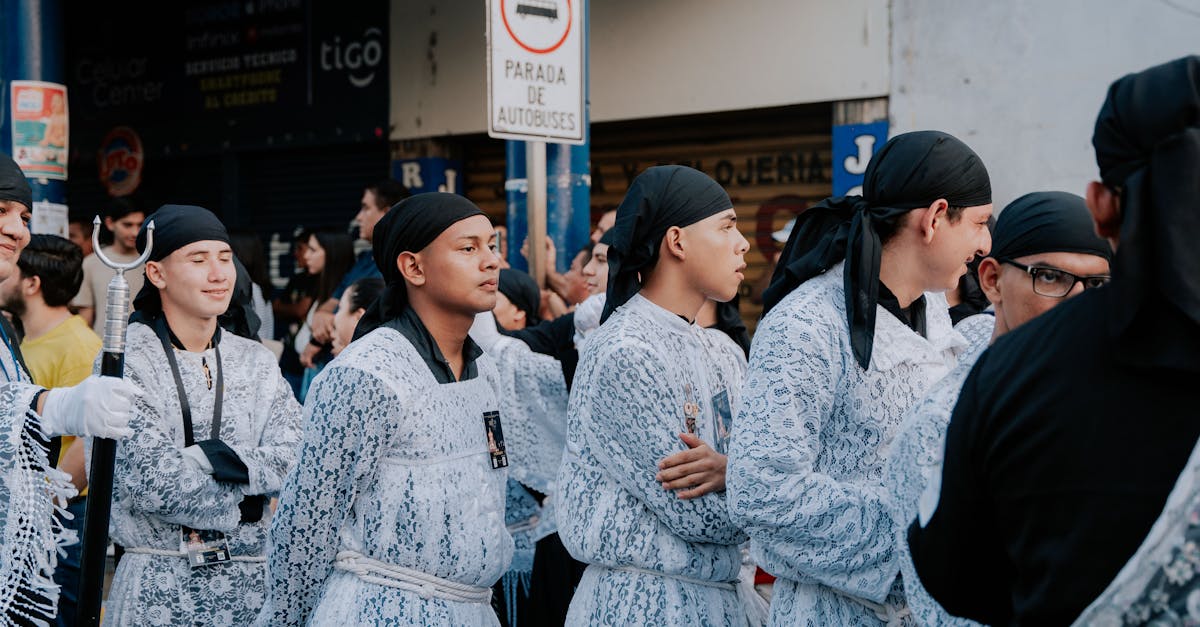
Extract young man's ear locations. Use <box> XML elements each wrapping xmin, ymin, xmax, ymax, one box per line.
<box><xmin>1085</xmin><ymin>181</ymin><xmax>1122</xmax><ymax>244</ymax></box>
<box><xmin>145</xmin><ymin>260</ymin><xmax>167</xmax><ymax>289</ymax></box>
<box><xmin>914</xmin><ymin>199</ymin><xmax>950</xmax><ymax>244</ymax></box>
<box><xmin>23</xmin><ymin>274</ymin><xmax>40</xmax><ymax>297</ymax></box>
<box><xmin>661</xmin><ymin>226</ymin><xmax>687</xmax><ymax>261</ymax></box>
<box><xmin>977</xmin><ymin>257</ymin><xmax>1003</xmax><ymax>305</ymax></box>
<box><xmin>397</xmin><ymin>251</ymin><xmax>426</xmax><ymax>287</ymax></box>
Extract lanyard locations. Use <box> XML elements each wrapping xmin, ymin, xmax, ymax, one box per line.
<box><xmin>0</xmin><ymin>319</ymin><xmax>22</xmax><ymax>383</ymax></box>
<box><xmin>154</xmin><ymin>317</ymin><xmax>223</xmax><ymax>447</ymax></box>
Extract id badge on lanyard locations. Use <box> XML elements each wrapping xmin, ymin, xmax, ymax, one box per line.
<box><xmin>156</xmin><ymin>317</ymin><xmax>231</xmax><ymax>568</ymax></box>
<box><xmin>484</xmin><ymin>410</ymin><xmax>508</xmax><ymax>469</ymax></box>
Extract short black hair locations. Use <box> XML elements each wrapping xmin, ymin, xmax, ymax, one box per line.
<box><xmin>365</xmin><ymin>179</ymin><xmax>410</xmax><ymax>211</ymax></box>
<box><xmin>102</xmin><ymin>196</ymin><xmax>145</xmax><ymax>222</ymax></box>
<box><xmin>346</xmin><ymin>277</ymin><xmax>385</xmax><ymax>312</ymax></box>
<box><xmin>17</xmin><ymin>234</ymin><xmax>84</xmax><ymax>307</ymax></box>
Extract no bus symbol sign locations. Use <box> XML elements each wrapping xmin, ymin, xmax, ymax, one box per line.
<box><xmin>487</xmin><ymin>0</ymin><xmax>585</xmax><ymax>144</ymax></box>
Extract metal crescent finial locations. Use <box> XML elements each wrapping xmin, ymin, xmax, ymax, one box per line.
<box><xmin>93</xmin><ymin>216</ymin><xmax>155</xmax><ymax>272</ymax></box>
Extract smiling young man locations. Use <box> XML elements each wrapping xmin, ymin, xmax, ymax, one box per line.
<box><xmin>72</xmin><ymin>196</ymin><xmax>145</xmax><ymax>334</ymax></box>
<box><xmin>885</xmin><ymin>191</ymin><xmax>1111</xmax><ymax>627</ymax></box>
<box><xmin>0</xmin><ymin>154</ymin><xmax>137</xmax><ymax>626</ymax></box>
<box><xmin>727</xmin><ymin>131</ymin><xmax>993</xmax><ymax>624</ymax></box>
<box><xmin>555</xmin><ymin>165</ymin><xmax>751</xmax><ymax>625</ymax></box>
<box><xmin>104</xmin><ymin>205</ymin><xmax>302</xmax><ymax>626</ymax></box>
<box><xmin>259</xmin><ymin>193</ymin><xmax>513</xmax><ymax>626</ymax></box>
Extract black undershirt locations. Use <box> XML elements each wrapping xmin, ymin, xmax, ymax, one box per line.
<box><xmin>386</xmin><ymin>307</ymin><xmax>483</xmax><ymax>384</ymax></box>
<box><xmin>877</xmin><ymin>281</ymin><xmax>928</xmax><ymax>338</ymax></box>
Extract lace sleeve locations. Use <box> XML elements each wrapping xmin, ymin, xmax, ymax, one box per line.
<box><xmin>727</xmin><ymin>308</ymin><xmax>898</xmax><ymax>602</ymax></box>
<box><xmin>114</xmin><ymin>349</ymin><xmax>243</xmax><ymax>531</ymax></box>
<box><xmin>577</xmin><ymin>342</ymin><xmax>744</xmax><ymax>545</ymax></box>
<box><xmin>259</xmin><ymin>365</ymin><xmax>394</xmax><ymax>626</ymax></box>
<box><xmin>906</xmin><ymin>354</ymin><xmax>1012</xmax><ymax>623</ymax></box>
<box><xmin>229</xmin><ymin>365</ymin><xmax>304</xmax><ymax>497</ymax></box>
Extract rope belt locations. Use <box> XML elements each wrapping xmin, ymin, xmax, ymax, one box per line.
<box><xmin>123</xmin><ymin>547</ymin><xmax>266</xmax><ymax>563</ymax></box>
<box><xmin>594</xmin><ymin>564</ymin><xmax>738</xmax><ymax>592</ymax></box>
<box><xmin>334</xmin><ymin>550</ymin><xmax>492</xmax><ymax>604</ymax></box>
<box><xmin>833</xmin><ymin>589</ymin><xmax>913</xmax><ymax>626</ymax></box>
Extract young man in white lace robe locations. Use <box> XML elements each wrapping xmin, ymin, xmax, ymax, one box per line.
<box><xmin>258</xmin><ymin>193</ymin><xmax>512</xmax><ymax>626</ymax></box>
<box><xmin>0</xmin><ymin>153</ymin><xmax>138</xmax><ymax>625</ymax></box>
<box><xmin>727</xmin><ymin>131</ymin><xmax>993</xmax><ymax>625</ymax></box>
<box><xmin>103</xmin><ymin>205</ymin><xmax>302</xmax><ymax>625</ymax></box>
<box><xmin>557</xmin><ymin>165</ymin><xmax>752</xmax><ymax>625</ymax></box>
<box><xmin>885</xmin><ymin>191</ymin><xmax>1111</xmax><ymax>626</ymax></box>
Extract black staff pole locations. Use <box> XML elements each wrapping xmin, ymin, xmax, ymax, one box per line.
<box><xmin>75</xmin><ymin>216</ymin><xmax>154</xmax><ymax>626</ymax></box>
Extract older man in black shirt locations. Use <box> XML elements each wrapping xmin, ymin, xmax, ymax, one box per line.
<box><xmin>909</xmin><ymin>55</ymin><xmax>1200</xmax><ymax>626</ymax></box>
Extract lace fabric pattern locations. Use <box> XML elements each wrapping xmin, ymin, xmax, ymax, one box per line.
<box><xmin>727</xmin><ymin>262</ymin><xmax>966</xmax><ymax>625</ymax></box>
<box><xmin>884</xmin><ymin>338</ymin><xmax>988</xmax><ymax>627</ymax></box>
<box><xmin>0</xmin><ymin>356</ymin><xmax>77</xmax><ymax>626</ymax></box>
<box><xmin>490</xmin><ymin>336</ymin><xmax>569</xmax><ymax>496</ymax></box>
<box><xmin>557</xmin><ymin>293</ymin><xmax>748</xmax><ymax>626</ymax></box>
<box><xmin>103</xmin><ymin>322</ymin><xmax>303</xmax><ymax>626</ymax></box>
<box><xmin>257</xmin><ymin>327</ymin><xmax>513</xmax><ymax>626</ymax></box>
<box><xmin>1075</xmin><ymin>438</ymin><xmax>1200</xmax><ymax>626</ymax></box>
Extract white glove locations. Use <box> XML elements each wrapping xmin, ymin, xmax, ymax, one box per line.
<box><xmin>469</xmin><ymin>310</ymin><xmax>504</xmax><ymax>353</ymax></box>
<box><xmin>181</xmin><ymin>445</ymin><xmax>215</xmax><ymax>474</ymax></box>
<box><xmin>41</xmin><ymin>375</ymin><xmax>139</xmax><ymax>439</ymax></box>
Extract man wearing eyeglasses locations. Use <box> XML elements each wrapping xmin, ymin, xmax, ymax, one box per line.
<box><xmin>886</xmin><ymin>190</ymin><xmax>1111</xmax><ymax>627</ymax></box>
<box><xmin>908</xmin><ymin>56</ymin><xmax>1200</xmax><ymax>626</ymax></box>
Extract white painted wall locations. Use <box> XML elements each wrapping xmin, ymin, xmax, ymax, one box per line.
<box><xmin>390</xmin><ymin>0</ymin><xmax>890</xmax><ymax>140</ymax></box>
<box><xmin>889</xmin><ymin>0</ymin><xmax>1200</xmax><ymax>208</ymax></box>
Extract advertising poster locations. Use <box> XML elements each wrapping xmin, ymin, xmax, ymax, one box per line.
<box><xmin>10</xmin><ymin>81</ymin><xmax>69</xmax><ymax>180</ymax></box>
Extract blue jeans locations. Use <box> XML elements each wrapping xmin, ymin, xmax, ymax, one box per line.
<box><xmin>54</xmin><ymin>497</ymin><xmax>86</xmax><ymax>627</ymax></box>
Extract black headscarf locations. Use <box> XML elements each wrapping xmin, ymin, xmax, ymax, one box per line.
<box><xmin>1092</xmin><ymin>56</ymin><xmax>1200</xmax><ymax>343</ymax></box>
<box><xmin>990</xmin><ymin>191</ymin><xmax>1112</xmax><ymax>262</ymax></box>
<box><xmin>498</xmin><ymin>268</ymin><xmax>541</xmax><ymax>327</ymax></box>
<box><xmin>761</xmin><ymin>130</ymin><xmax>992</xmax><ymax>370</ymax></box>
<box><xmin>602</xmin><ymin>165</ymin><xmax>733</xmax><ymax>322</ymax></box>
<box><xmin>353</xmin><ymin>192</ymin><xmax>485</xmax><ymax>339</ymax></box>
<box><xmin>0</xmin><ymin>154</ymin><xmax>31</xmax><ymax>210</ymax></box>
<box><xmin>217</xmin><ymin>256</ymin><xmax>263</xmax><ymax>341</ymax></box>
<box><xmin>131</xmin><ymin>204</ymin><xmax>232</xmax><ymax>321</ymax></box>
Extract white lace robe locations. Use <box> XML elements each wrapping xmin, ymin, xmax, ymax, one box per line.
<box><xmin>486</xmin><ymin>335</ymin><xmax>570</xmax><ymax>622</ymax></box>
<box><xmin>257</xmin><ymin>326</ymin><xmax>513</xmax><ymax>626</ymax></box>
<box><xmin>0</xmin><ymin>345</ymin><xmax>74</xmax><ymax>624</ymax></box>
<box><xmin>884</xmin><ymin>314</ymin><xmax>993</xmax><ymax>627</ymax></box>
<box><xmin>103</xmin><ymin>322</ymin><xmax>302</xmax><ymax>626</ymax></box>
<box><xmin>727</xmin><ymin>262</ymin><xmax>967</xmax><ymax>625</ymax></box>
<box><xmin>557</xmin><ymin>293</ymin><xmax>749</xmax><ymax>626</ymax></box>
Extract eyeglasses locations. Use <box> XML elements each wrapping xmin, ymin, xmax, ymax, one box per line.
<box><xmin>998</xmin><ymin>258</ymin><xmax>1110</xmax><ymax>298</ymax></box>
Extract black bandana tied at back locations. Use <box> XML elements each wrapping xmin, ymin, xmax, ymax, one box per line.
<box><xmin>353</xmin><ymin>192</ymin><xmax>485</xmax><ymax>340</ymax></box>
<box><xmin>761</xmin><ymin>130</ymin><xmax>992</xmax><ymax>370</ymax></box>
<box><xmin>990</xmin><ymin>191</ymin><xmax>1112</xmax><ymax>262</ymax></box>
<box><xmin>131</xmin><ymin>204</ymin><xmax>232</xmax><ymax>323</ymax></box>
<box><xmin>0</xmin><ymin>154</ymin><xmax>31</xmax><ymax>210</ymax></box>
<box><xmin>1092</xmin><ymin>56</ymin><xmax>1200</xmax><ymax>347</ymax></box>
<box><xmin>602</xmin><ymin>165</ymin><xmax>733</xmax><ymax>323</ymax></box>
<box><xmin>498</xmin><ymin>268</ymin><xmax>541</xmax><ymax>327</ymax></box>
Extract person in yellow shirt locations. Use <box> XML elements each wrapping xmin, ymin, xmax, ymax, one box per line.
<box><xmin>0</xmin><ymin>233</ymin><xmax>101</xmax><ymax>626</ymax></box>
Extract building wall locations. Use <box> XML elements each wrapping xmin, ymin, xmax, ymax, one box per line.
<box><xmin>889</xmin><ymin>0</ymin><xmax>1200</xmax><ymax>208</ymax></box>
<box><xmin>390</xmin><ymin>0</ymin><xmax>890</xmax><ymax>139</ymax></box>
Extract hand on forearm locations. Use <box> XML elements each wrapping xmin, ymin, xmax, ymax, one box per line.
<box><xmin>656</xmin><ymin>432</ymin><xmax>728</xmax><ymax>499</ymax></box>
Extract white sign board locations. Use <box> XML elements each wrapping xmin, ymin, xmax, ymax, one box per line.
<box><xmin>487</xmin><ymin>0</ymin><xmax>585</xmax><ymax>144</ymax></box>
